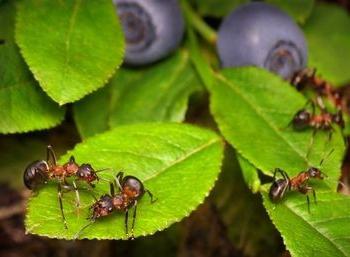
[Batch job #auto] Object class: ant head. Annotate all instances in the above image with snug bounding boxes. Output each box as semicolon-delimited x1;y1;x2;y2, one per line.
333;111;345;129
293;109;311;130
307;167;325;179
91;195;114;219
122;176;144;199
23;160;49;189
77;164;98;183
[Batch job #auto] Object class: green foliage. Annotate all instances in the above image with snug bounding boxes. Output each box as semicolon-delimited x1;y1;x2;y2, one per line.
1;0;348;253
191;0;248;17
25;123;224;239
209;67;344;183
73;50;202;138
16;0;124;105
263;190;350;257
212;147;282;257
0;0;65;133
208;67;347;256
266;0;314;24
303;3;350;86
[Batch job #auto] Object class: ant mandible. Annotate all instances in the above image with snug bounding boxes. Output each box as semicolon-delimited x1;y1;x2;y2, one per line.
291;68;343;111
23;145;104;229
75;171;156;239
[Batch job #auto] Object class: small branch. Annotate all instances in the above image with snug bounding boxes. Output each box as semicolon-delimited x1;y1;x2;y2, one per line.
182;1;217;45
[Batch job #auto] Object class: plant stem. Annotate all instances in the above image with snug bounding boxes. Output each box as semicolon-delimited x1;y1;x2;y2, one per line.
182;1;217;45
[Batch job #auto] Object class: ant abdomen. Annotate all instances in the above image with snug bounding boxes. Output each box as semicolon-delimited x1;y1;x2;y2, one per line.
292;109;311;130
23;160;49;190
269;179;289;202
122;176;145;199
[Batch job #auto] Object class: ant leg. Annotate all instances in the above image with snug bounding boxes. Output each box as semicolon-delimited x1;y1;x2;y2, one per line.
125;210;129;238
145;189;157;203
130;201;138;240
46;145;57;166
306;194;311;213
115;171;124;191
57;183;68;229
72;180;80;208
109;182;115;196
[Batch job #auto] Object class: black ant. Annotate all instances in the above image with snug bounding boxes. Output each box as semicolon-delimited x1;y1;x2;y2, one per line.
75;171;156;239
23;145;105;229
0;39;5;44
269;150;332;212
291;68;344;111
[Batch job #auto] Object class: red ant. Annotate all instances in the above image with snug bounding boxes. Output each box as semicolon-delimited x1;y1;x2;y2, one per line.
291;101;345;157
23;145;105;229
269;150;332;212
291;68;344;110
75;171;156;239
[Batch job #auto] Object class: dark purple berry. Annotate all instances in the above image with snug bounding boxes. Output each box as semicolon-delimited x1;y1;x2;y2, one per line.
113;0;185;66
217;2;307;80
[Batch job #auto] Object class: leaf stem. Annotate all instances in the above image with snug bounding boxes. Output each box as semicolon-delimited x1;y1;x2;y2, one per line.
181;1;217;45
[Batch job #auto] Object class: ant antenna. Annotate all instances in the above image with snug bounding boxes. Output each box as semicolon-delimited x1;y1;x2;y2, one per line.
319;148;334;167
74;219;95;239
95;168;111;173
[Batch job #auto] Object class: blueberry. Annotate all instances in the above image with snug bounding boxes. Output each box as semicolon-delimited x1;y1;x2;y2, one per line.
113;0;185;66
217;2;307;80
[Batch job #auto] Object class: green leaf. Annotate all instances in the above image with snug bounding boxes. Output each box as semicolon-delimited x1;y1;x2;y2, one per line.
212;147;283;257
25;123;224;239
263;189;350;257
303;3;350;86
191;0;249;17
16;0;124;105
0;0;64;133
209;67;344;188
237;154;260;193
73;50;202;139
266;0;314;24
208;67;347;255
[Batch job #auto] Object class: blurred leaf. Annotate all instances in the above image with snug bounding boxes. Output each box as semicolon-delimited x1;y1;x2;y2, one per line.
0;0;64;133
16;0;124;104
191;0;249;17
208;67;347;255
73;50;202;139
237;155;260;193
303;3;350;86
212;147;283;257
266;0;314;24
25;123;224;239
263;189;350;257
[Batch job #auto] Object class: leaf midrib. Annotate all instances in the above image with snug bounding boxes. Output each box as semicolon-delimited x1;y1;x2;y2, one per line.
59;0;82;93
284;201;348;256
216;73;312;168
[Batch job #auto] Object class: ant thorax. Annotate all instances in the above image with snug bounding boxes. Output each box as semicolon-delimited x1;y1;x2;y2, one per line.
289;172;310;189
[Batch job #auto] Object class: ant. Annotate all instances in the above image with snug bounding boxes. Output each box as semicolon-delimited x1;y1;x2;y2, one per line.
75;171;156;239
269;150;332;212
0;39;5;44
23;145;105;229
291;68;343;111
291;101;345;157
